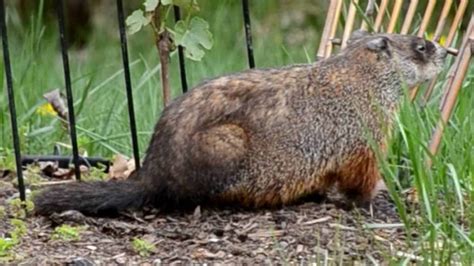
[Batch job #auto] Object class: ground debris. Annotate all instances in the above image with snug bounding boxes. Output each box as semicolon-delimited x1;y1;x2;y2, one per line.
0;184;411;264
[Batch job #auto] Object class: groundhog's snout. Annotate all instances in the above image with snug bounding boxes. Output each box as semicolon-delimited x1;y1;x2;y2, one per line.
434;42;448;59
439;46;448;59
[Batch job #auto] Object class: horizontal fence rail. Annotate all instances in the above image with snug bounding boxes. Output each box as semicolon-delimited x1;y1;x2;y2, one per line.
1;0;472;202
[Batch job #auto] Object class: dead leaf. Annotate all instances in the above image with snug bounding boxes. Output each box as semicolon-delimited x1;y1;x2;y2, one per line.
193;205;201;220
109;154;136;180
38;161;59;177
43;89;68;121
405;187;419;204
52;168;73;179
192;248;226;259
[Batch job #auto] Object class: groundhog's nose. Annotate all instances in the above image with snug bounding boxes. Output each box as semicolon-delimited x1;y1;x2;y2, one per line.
433;41;448;59
440;47;448;59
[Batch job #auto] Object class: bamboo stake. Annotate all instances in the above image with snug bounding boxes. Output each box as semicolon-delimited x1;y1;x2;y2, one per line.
433;0;453;42
341;0;359;48
417;0;437;37
374;0;388;32
422;0;468;102
439;15;474;110
445;0;468;45
400;0;419;34
325;0;343;57
387;0;403;33
317;0;339;59
428;16;473;164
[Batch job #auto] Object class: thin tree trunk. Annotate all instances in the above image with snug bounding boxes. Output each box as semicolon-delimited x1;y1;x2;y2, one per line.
152;5;172;107
157;30;172;107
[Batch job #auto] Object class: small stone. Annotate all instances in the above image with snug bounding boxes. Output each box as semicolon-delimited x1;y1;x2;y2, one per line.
296;244;304;253
86;245;97;251
193;205;201;219
115;257;127;264
279;241;288;249
70;257;94;266
237;234;248;242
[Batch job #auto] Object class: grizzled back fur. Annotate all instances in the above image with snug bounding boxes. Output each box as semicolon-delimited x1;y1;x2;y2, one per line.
34;33;448;216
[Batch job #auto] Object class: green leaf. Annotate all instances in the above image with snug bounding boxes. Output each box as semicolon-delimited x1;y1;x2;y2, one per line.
144;0;159;11
126;10;150;35
161;0;173;5
172;17;213;61
165;0;200;12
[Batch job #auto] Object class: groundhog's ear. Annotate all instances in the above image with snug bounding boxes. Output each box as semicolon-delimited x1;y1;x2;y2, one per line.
366;37;389;52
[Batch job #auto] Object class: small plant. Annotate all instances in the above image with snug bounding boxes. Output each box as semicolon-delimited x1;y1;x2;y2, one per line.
0;147;15;172
132;237;156;257
126;0;213;106
82;163;108;181
9;219;27;242
0;219;28;261
0;238;15;259
8;198;35;219
0;206;5;219
20;164;45;186
52;225;84;241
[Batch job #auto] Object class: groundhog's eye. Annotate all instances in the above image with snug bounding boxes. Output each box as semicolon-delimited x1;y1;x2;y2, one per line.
416;44;426;52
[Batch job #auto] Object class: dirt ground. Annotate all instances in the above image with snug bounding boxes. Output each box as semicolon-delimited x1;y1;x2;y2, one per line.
0;173;412;265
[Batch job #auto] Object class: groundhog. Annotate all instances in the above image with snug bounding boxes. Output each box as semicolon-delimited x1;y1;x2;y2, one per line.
34;31;448;216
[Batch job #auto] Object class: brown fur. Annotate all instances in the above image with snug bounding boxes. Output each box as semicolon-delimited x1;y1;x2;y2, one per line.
34;32;448;216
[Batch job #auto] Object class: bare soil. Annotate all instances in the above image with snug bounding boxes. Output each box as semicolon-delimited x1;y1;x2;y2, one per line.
0;172;411;265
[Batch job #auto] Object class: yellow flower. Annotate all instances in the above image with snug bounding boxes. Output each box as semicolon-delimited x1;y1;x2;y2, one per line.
426;32;447;46
439;35;447;46
36;103;57;116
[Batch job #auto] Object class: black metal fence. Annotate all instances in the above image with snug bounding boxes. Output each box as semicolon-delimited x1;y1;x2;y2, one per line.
1;0;256;201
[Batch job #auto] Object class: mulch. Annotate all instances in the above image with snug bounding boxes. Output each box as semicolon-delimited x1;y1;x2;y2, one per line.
0;173;415;265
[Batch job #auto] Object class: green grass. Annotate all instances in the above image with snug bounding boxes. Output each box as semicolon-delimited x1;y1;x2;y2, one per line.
0;0;473;263
0;0;323;158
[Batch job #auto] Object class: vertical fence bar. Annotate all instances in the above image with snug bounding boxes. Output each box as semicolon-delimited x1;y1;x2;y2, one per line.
116;0;140;169
325;0;343;58
428;39;472;163
374;0;389;32
400;0;419;34
1;0;26;201
174;6;188;93
417;0;436;37
55;0;81;180
341;0;358;49
432;0;453;42
422;0;469;103
317;0;338;59
241;0;255;68
428;15;474;165
387;0;403;33
445;0;469;46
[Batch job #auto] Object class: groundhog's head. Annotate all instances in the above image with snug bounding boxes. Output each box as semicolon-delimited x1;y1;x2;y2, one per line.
346;30;448;88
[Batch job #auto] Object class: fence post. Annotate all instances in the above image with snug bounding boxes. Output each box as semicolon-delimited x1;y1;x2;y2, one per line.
55;0;81;180
241;0;255;68
0;0;26;201
174;6;188;93
116;0;141;169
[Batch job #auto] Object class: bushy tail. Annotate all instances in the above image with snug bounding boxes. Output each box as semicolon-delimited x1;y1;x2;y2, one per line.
33;180;150;216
